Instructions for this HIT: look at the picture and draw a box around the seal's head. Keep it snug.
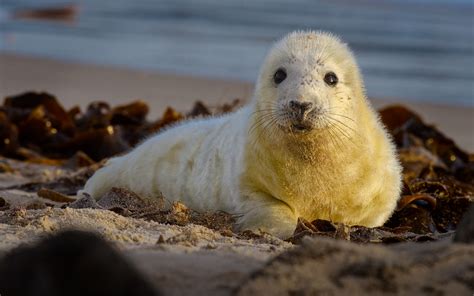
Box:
[253,31,365,137]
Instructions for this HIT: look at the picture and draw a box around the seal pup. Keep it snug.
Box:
[82,31,402,239]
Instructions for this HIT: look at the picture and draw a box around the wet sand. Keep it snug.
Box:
[1,53,472,151]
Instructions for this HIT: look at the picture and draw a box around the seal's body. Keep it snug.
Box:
[83,31,402,238]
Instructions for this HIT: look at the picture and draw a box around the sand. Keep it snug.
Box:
[1,189,472,295]
[1,198,472,295]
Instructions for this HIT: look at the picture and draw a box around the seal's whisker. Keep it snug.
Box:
[248,113,278,135]
[250,113,276,127]
[251,103,280,114]
[329,120,353,142]
[326,115,359,136]
[331,126,348,151]
[249,112,276,123]
[257,108,285,136]
[254,117,280,142]
[326,125,344,153]
[249,121,272,139]
[328,122,349,151]
[250,110,281,141]
[248,118,268,136]
[326,117,350,138]
[327,112,356,123]
[251,108,278,115]
[327,119,358,148]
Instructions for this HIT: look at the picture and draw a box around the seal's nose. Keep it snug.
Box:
[289,100,313,114]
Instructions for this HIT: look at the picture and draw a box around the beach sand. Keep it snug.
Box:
[0,53,473,295]
[0,157,471,295]
[1,53,472,151]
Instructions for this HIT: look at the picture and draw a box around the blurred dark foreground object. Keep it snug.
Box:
[0,230,160,296]
[454,204,474,243]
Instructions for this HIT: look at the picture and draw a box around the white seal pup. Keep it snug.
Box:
[82,31,402,239]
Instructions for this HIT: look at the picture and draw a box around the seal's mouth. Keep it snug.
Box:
[282,106,327,134]
[290,122,314,133]
[268,101,332,135]
[275,118,317,134]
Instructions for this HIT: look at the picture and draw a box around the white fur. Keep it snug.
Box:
[82,31,402,239]
[83,111,249,212]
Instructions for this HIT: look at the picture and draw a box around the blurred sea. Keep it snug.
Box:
[1,0,473,105]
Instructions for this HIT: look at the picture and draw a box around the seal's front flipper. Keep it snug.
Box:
[236,193,298,239]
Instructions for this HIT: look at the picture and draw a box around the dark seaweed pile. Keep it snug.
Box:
[0,92,183,164]
[0,92,472,243]
[381,106,473,231]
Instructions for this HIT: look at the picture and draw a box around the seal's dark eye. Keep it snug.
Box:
[273,68,287,85]
[324,72,338,86]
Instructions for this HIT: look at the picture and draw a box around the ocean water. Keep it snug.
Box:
[1,0,473,105]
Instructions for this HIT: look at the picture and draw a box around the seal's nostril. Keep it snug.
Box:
[289,100,313,112]
[300,102,313,111]
[289,100,298,110]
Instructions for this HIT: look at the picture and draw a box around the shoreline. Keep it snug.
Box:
[1,53,472,151]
